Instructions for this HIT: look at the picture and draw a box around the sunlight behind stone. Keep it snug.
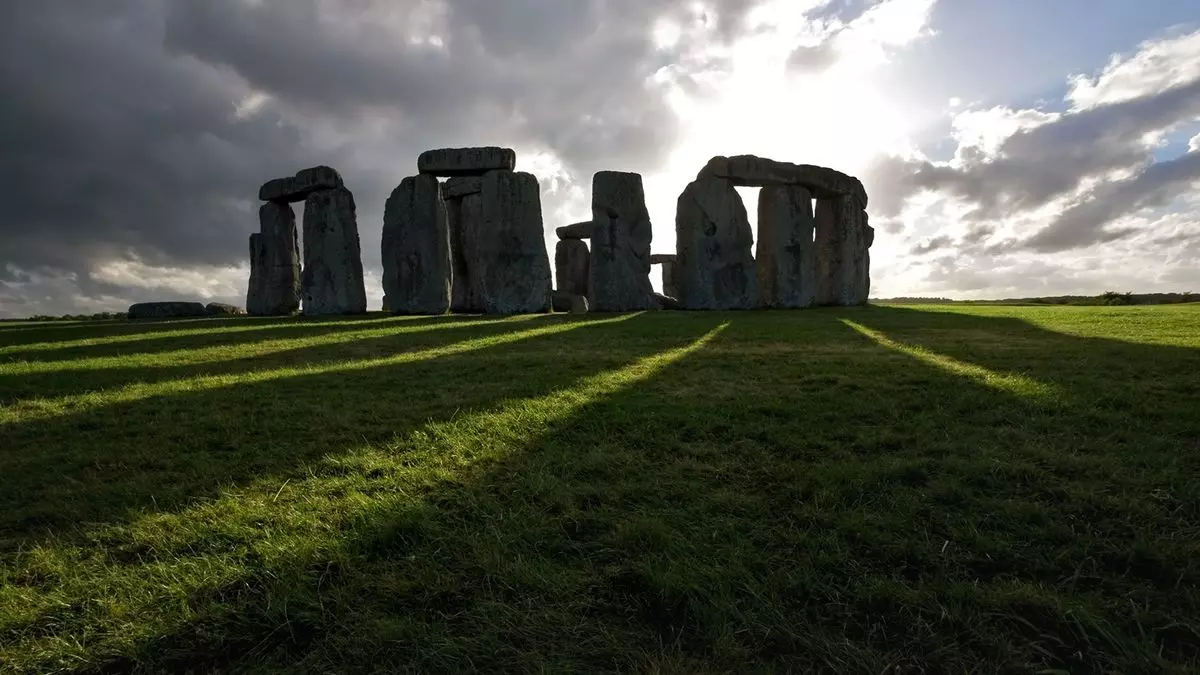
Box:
[841,319,1063,403]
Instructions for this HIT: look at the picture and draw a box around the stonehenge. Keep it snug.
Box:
[247,165,364,316]
[247,151,872,318]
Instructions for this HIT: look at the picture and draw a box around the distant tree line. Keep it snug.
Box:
[876,292,1196,306]
[23,311,128,322]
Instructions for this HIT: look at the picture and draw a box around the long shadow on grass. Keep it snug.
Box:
[6,309,1200,673]
[0,315,553,402]
[0,313,444,362]
[0,313,693,554]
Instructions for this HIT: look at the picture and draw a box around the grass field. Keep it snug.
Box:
[1,304,1199,673]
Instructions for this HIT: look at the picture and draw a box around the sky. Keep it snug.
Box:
[1,0,1198,317]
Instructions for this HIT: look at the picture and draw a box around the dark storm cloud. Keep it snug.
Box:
[865,76,1200,240]
[0,0,761,316]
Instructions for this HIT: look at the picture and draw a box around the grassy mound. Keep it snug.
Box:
[2,304,1199,672]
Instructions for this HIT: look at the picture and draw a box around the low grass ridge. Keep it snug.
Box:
[2,305,1199,673]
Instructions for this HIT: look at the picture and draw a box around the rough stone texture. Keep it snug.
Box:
[441,176,483,200]
[652,292,683,310]
[475,170,552,314]
[247,202,301,316]
[205,302,245,316]
[555,240,590,297]
[660,259,681,299]
[675,177,758,310]
[552,290,589,313]
[757,185,817,309]
[259,165,344,203]
[302,187,367,315]
[556,221,593,240]
[588,171,654,312]
[448,192,485,313]
[815,196,870,306]
[418,147,516,177]
[128,302,208,319]
[649,254,676,264]
[699,155,867,209]
[382,175,451,315]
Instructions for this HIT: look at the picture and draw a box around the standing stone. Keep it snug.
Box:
[418,147,516,177]
[675,178,758,310]
[555,240,590,297]
[757,185,816,309]
[448,192,486,313]
[247,202,300,316]
[475,170,552,314]
[382,175,451,314]
[302,187,367,315]
[589,171,654,312]
[815,196,869,306]
[660,259,681,299]
[552,290,589,313]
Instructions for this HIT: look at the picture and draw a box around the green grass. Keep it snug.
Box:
[2,304,1199,673]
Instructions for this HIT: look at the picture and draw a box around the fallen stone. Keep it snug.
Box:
[205,302,246,316]
[649,254,676,264]
[418,147,516,177]
[699,155,867,208]
[441,176,483,200]
[757,185,817,309]
[448,191,486,313]
[127,302,208,320]
[302,187,368,315]
[675,177,758,310]
[556,221,593,240]
[555,239,590,297]
[652,292,683,310]
[258,165,344,203]
[247,201,301,316]
[589,171,654,312]
[552,290,589,313]
[382,174,452,315]
[475,170,552,314]
[815,196,869,306]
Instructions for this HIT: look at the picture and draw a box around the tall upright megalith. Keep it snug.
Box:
[815,195,869,306]
[246,201,300,316]
[555,240,590,297]
[302,187,367,315]
[589,171,654,312]
[675,178,758,310]
[475,170,552,314]
[757,185,816,308]
[382,175,451,314]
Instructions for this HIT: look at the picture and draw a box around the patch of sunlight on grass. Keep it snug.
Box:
[0,314,636,425]
[841,319,1064,404]
[1,315,543,374]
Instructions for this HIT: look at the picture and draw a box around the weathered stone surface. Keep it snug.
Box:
[302,187,367,315]
[660,259,681,299]
[448,192,485,313]
[552,290,589,313]
[382,175,451,314]
[418,147,516,177]
[652,292,683,310]
[473,170,552,313]
[699,155,867,208]
[258,165,343,203]
[757,185,817,309]
[556,221,593,240]
[247,202,301,316]
[555,240,590,297]
[441,176,483,200]
[588,172,654,312]
[128,302,208,319]
[205,302,245,316]
[675,177,758,310]
[649,254,676,264]
[815,196,870,306]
